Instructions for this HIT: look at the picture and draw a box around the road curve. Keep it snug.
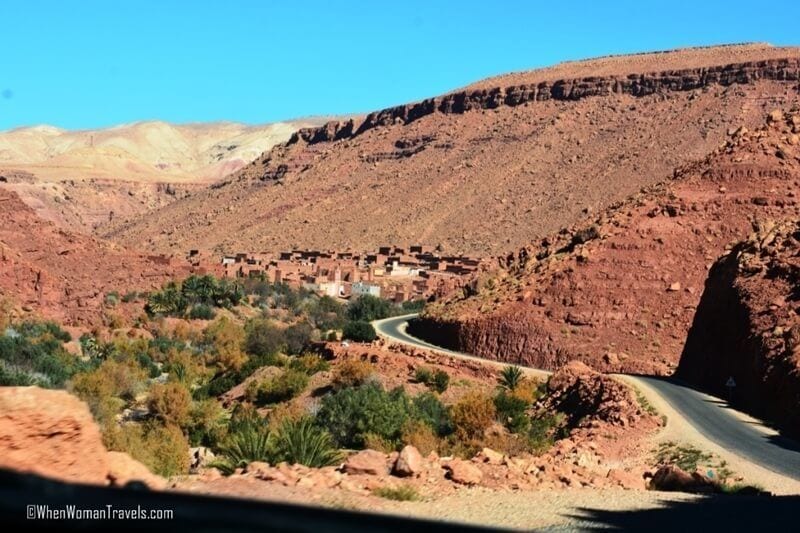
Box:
[374,314,800,482]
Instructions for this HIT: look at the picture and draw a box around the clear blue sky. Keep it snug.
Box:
[2,1,799,130]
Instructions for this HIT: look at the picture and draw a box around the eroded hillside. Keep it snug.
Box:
[102,44,800,256]
[411,111,800,375]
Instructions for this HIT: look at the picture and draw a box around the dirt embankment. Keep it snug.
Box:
[677,219,800,438]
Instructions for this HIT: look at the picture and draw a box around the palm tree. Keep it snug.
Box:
[272,417,342,468]
[499,365,524,391]
[181,275,203,303]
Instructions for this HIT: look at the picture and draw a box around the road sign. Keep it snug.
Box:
[725,376,736,388]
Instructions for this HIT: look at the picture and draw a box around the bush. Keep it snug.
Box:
[106,422,190,478]
[271,417,342,467]
[104,292,120,307]
[412,392,452,436]
[373,485,420,501]
[214,417,272,473]
[499,365,524,391]
[203,317,247,372]
[430,370,450,393]
[72,359,148,424]
[494,390,530,434]
[288,353,330,375]
[187,398,228,448]
[400,419,440,455]
[0,321,80,388]
[249,369,309,405]
[414,366,433,384]
[450,391,496,443]
[316,383,414,449]
[527,412,566,453]
[331,358,373,390]
[284,322,314,355]
[346,295,391,322]
[148,382,193,428]
[342,321,377,342]
[244,319,285,358]
[188,304,216,320]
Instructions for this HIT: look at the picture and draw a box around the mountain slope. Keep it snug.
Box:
[102,44,800,256]
[410,110,800,375]
[0,188,183,325]
[0,119,327,234]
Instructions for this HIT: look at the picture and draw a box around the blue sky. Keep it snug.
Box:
[2,1,799,130]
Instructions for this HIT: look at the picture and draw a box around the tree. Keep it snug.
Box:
[499,365,524,392]
[203,317,247,372]
[284,322,314,355]
[342,321,377,342]
[346,295,391,322]
[148,382,193,429]
[244,319,285,357]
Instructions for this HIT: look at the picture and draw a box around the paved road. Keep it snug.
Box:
[374,314,800,482]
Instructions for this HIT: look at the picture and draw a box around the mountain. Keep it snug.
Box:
[0,188,182,325]
[0,119,327,234]
[410,110,800,377]
[100,43,800,256]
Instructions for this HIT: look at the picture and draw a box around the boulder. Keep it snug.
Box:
[106,451,167,490]
[606,468,645,490]
[0,387,110,484]
[444,459,483,486]
[475,447,504,465]
[342,449,388,476]
[649,465,717,493]
[0,387,162,488]
[393,445,424,477]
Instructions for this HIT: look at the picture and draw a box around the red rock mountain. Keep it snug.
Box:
[411,111,800,376]
[678,219,800,438]
[102,44,800,256]
[0,188,182,325]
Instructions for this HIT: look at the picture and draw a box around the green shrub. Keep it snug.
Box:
[104,292,120,307]
[187,398,228,448]
[414,366,433,384]
[342,320,377,342]
[346,295,392,322]
[284,322,314,355]
[250,369,309,405]
[213,418,272,473]
[121,291,139,303]
[499,365,524,391]
[106,422,190,478]
[0,322,82,388]
[430,370,450,393]
[494,390,530,434]
[188,304,216,320]
[288,353,330,375]
[316,382,413,449]
[373,485,420,501]
[244,319,285,357]
[271,417,342,467]
[412,392,452,436]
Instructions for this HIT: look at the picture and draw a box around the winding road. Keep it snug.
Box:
[373,314,800,483]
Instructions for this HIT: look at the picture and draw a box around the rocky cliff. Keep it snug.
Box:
[414,110,800,375]
[103,46,800,256]
[677,220,800,438]
[292,57,800,146]
[0,188,185,325]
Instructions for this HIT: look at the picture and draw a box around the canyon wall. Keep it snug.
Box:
[292,58,800,146]
[677,221,800,439]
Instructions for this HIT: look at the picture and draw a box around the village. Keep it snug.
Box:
[188,245,483,303]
